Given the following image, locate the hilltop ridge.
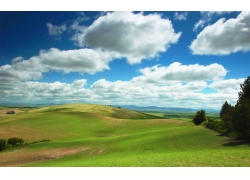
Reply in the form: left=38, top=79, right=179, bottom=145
left=29, top=104, right=160, bottom=119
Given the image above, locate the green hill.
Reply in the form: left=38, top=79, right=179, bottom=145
left=0, top=104, right=249, bottom=167
left=30, top=104, right=160, bottom=119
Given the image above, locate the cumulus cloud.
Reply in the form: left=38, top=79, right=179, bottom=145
left=37, top=48, right=117, bottom=74
left=92, top=79, right=207, bottom=94
left=174, top=12, right=188, bottom=21
left=47, top=23, right=67, bottom=37
left=0, top=48, right=120, bottom=96
left=0, top=64, right=42, bottom=83
left=209, top=78, right=245, bottom=93
left=190, top=11, right=250, bottom=55
left=73, top=11, right=181, bottom=64
left=72, top=79, right=87, bottom=87
left=0, top=79, right=93, bottom=104
left=90, top=78, right=238, bottom=109
left=131, top=62, right=227, bottom=84
left=87, top=62, right=238, bottom=109
left=0, top=64, right=43, bottom=98
left=11, top=48, right=120, bottom=75
left=0, top=62, right=242, bottom=109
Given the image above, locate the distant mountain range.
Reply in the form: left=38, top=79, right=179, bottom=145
left=0, top=103, right=219, bottom=113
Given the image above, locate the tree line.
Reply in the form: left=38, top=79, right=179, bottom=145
left=192, top=76, right=250, bottom=142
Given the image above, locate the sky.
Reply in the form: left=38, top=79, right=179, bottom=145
left=0, top=9, right=249, bottom=109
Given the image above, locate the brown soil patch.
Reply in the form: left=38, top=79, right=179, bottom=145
left=0, top=147, right=88, bottom=167
left=0, top=109, right=23, bottom=117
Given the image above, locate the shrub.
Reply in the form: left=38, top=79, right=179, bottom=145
left=204, top=118, right=224, bottom=133
left=0, top=139, right=6, bottom=151
left=7, top=137, right=24, bottom=146
left=6, top=110, right=15, bottom=114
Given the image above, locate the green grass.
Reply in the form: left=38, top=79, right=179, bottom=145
left=0, top=106, right=9, bottom=110
left=0, top=104, right=249, bottom=167
left=143, top=111, right=220, bottom=121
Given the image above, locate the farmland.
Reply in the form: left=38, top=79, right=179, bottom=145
left=0, top=104, right=249, bottom=167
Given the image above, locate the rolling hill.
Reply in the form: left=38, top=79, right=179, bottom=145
left=0, top=104, right=249, bottom=167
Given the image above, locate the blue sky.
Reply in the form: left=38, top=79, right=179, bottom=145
left=0, top=10, right=249, bottom=109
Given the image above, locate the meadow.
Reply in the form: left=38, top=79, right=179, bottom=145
left=0, top=104, right=249, bottom=167
left=143, top=111, right=220, bottom=121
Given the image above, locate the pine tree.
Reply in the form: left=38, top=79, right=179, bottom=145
left=232, top=76, right=250, bottom=141
left=238, top=76, right=250, bottom=102
left=220, top=101, right=234, bottom=130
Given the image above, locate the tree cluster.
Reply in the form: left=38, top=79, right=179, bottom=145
left=192, top=76, right=250, bottom=142
left=0, top=137, right=24, bottom=152
left=220, top=76, right=250, bottom=141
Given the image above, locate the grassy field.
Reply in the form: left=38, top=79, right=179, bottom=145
left=0, top=104, right=249, bottom=167
left=143, top=111, right=221, bottom=121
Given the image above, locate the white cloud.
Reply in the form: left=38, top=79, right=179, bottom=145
left=193, top=20, right=205, bottom=31
left=201, top=11, right=233, bottom=18
left=0, top=64, right=42, bottom=82
left=193, top=11, right=233, bottom=31
left=209, top=78, right=245, bottom=93
left=87, top=62, right=237, bottom=109
left=70, top=12, right=90, bottom=36
left=12, top=56, right=24, bottom=63
left=174, top=12, right=188, bottom=21
left=0, top=79, right=93, bottom=104
left=11, top=48, right=120, bottom=75
left=74, top=11, right=181, bottom=64
left=90, top=78, right=237, bottom=109
left=37, top=48, right=116, bottom=74
left=0, top=48, right=120, bottom=96
left=72, top=79, right=87, bottom=87
left=46, top=23, right=67, bottom=37
left=0, top=62, right=242, bottom=109
left=190, top=11, right=250, bottom=55
left=131, top=62, right=227, bottom=84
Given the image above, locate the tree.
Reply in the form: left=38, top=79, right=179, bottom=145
left=220, top=101, right=234, bottom=130
left=192, top=110, right=206, bottom=125
left=232, top=98, right=250, bottom=140
left=238, top=76, right=250, bottom=102
left=0, top=139, right=6, bottom=151
left=232, top=76, right=250, bottom=141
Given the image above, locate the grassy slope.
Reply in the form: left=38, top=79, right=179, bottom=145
left=0, top=104, right=249, bottom=167
left=143, top=111, right=221, bottom=121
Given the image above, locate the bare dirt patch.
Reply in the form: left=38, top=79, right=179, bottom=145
left=0, top=147, right=89, bottom=167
